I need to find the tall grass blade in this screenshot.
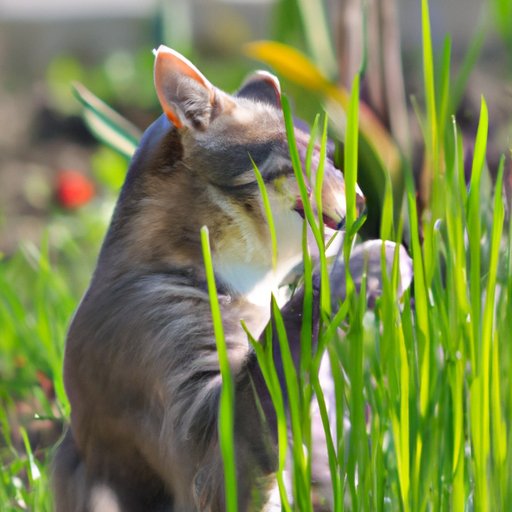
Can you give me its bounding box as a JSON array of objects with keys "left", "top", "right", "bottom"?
[
  {"left": 467, "top": 97, "right": 488, "bottom": 369},
  {"left": 343, "top": 73, "right": 360, "bottom": 238},
  {"left": 314, "top": 113, "right": 332, "bottom": 317},
  {"left": 251, "top": 157, "right": 278, "bottom": 270},
  {"left": 243, "top": 323, "right": 292, "bottom": 512},
  {"left": 486, "top": 157, "right": 506, "bottom": 508},
  {"left": 72, "top": 82, "right": 141, "bottom": 159},
  {"left": 200, "top": 226, "right": 237, "bottom": 512},
  {"left": 421, "top": 0, "right": 439, "bottom": 210},
  {"left": 467, "top": 96, "right": 489, "bottom": 512},
  {"left": 343, "top": 72, "right": 361, "bottom": 306},
  {"left": 271, "top": 296, "right": 311, "bottom": 510}
]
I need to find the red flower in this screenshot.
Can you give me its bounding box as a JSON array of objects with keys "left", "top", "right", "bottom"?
[{"left": 57, "top": 170, "right": 95, "bottom": 208}]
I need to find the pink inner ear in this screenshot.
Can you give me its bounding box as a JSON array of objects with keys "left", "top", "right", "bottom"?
[
  {"left": 159, "top": 51, "right": 210, "bottom": 91},
  {"left": 154, "top": 46, "right": 215, "bottom": 128}
]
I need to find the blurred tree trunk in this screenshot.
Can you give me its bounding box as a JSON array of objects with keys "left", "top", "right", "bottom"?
[{"left": 335, "top": 0, "right": 410, "bottom": 157}]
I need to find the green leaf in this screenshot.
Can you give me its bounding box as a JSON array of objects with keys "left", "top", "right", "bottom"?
[
  {"left": 200, "top": 226, "right": 238, "bottom": 512},
  {"left": 251, "top": 157, "right": 278, "bottom": 270},
  {"left": 72, "top": 82, "right": 141, "bottom": 159}
]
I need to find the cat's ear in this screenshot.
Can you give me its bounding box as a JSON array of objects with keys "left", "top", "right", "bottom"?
[
  {"left": 153, "top": 45, "right": 216, "bottom": 130},
  {"left": 236, "top": 71, "right": 281, "bottom": 108}
]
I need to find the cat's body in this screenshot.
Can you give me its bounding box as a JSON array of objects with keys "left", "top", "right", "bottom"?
[{"left": 52, "top": 46, "right": 365, "bottom": 511}]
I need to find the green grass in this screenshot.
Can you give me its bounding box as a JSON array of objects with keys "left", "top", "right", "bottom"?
[
  {"left": 201, "top": 226, "right": 238, "bottom": 512},
  {"left": 1, "top": 2, "right": 512, "bottom": 510},
  {"left": 215, "top": 1, "right": 511, "bottom": 509},
  {"left": 0, "top": 205, "right": 111, "bottom": 510},
  {"left": 0, "top": 245, "right": 72, "bottom": 511}
]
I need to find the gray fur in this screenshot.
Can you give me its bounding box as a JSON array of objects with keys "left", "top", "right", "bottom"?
[{"left": 52, "top": 47, "right": 369, "bottom": 512}]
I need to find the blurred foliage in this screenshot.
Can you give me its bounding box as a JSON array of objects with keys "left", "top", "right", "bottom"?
[
  {"left": 72, "top": 83, "right": 140, "bottom": 159},
  {"left": 91, "top": 147, "right": 128, "bottom": 192},
  {"left": 492, "top": 0, "right": 512, "bottom": 61},
  {"left": 46, "top": 48, "right": 156, "bottom": 116}
]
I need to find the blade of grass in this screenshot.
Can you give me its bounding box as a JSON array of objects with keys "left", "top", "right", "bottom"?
[
  {"left": 300, "top": 222, "right": 314, "bottom": 385},
  {"left": 243, "top": 323, "right": 292, "bottom": 512},
  {"left": 467, "top": 97, "right": 489, "bottom": 512},
  {"left": 444, "top": 117, "right": 468, "bottom": 512},
  {"left": 343, "top": 73, "right": 360, "bottom": 239},
  {"left": 485, "top": 158, "right": 506, "bottom": 508},
  {"left": 467, "top": 97, "right": 488, "bottom": 370},
  {"left": 305, "top": 114, "right": 320, "bottom": 181},
  {"left": 314, "top": 113, "right": 332, "bottom": 318},
  {"left": 200, "top": 226, "right": 237, "bottom": 512},
  {"left": 379, "top": 235, "right": 411, "bottom": 511},
  {"left": 343, "top": 72, "right": 361, "bottom": 305},
  {"left": 72, "top": 82, "right": 141, "bottom": 159},
  {"left": 437, "top": 36, "right": 452, "bottom": 147},
  {"left": 404, "top": 165, "right": 430, "bottom": 507},
  {"left": 421, "top": 0, "right": 439, "bottom": 209},
  {"left": 271, "top": 295, "right": 312, "bottom": 510},
  {"left": 251, "top": 157, "right": 278, "bottom": 270},
  {"left": 345, "top": 265, "right": 369, "bottom": 509},
  {"left": 380, "top": 171, "right": 395, "bottom": 241}
]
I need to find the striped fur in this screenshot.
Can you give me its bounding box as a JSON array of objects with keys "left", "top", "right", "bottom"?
[{"left": 52, "top": 46, "right": 365, "bottom": 511}]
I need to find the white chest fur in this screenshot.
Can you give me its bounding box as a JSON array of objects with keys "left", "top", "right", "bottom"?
[{"left": 213, "top": 205, "right": 304, "bottom": 308}]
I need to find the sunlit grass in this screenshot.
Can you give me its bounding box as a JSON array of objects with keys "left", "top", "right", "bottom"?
[
  {"left": 0, "top": 245, "right": 72, "bottom": 511},
  {"left": 228, "top": 2, "right": 510, "bottom": 510},
  {"left": 201, "top": 226, "right": 238, "bottom": 512}
]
